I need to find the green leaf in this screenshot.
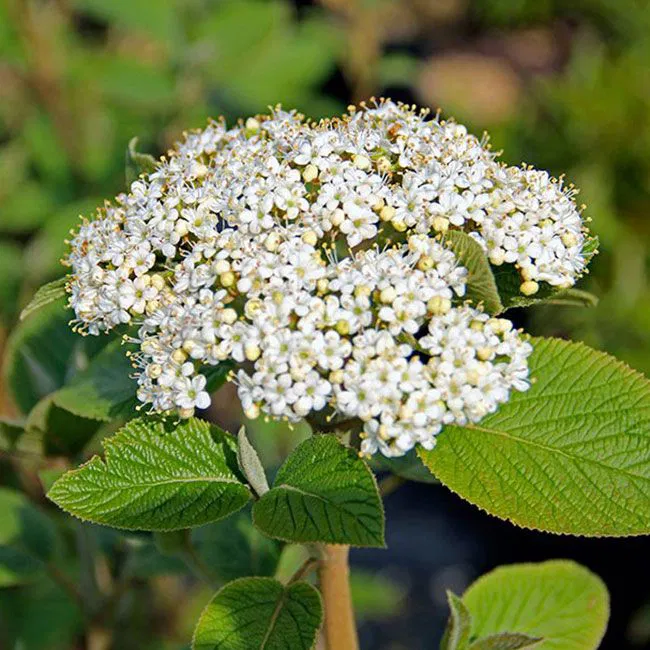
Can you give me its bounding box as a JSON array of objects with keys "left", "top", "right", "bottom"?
[
  {"left": 48, "top": 417, "right": 251, "bottom": 531},
  {"left": 440, "top": 591, "right": 472, "bottom": 650},
  {"left": 51, "top": 340, "right": 139, "bottom": 422},
  {"left": 543, "top": 288, "right": 598, "bottom": 307},
  {"left": 20, "top": 277, "right": 69, "bottom": 321},
  {"left": 491, "top": 266, "right": 564, "bottom": 311},
  {"left": 2, "top": 299, "right": 106, "bottom": 414},
  {"left": 192, "top": 577, "right": 322, "bottom": 650},
  {"left": 0, "top": 416, "right": 23, "bottom": 451},
  {"left": 25, "top": 395, "right": 101, "bottom": 456},
  {"left": 192, "top": 508, "right": 282, "bottom": 582},
  {"left": 0, "top": 488, "right": 59, "bottom": 587},
  {"left": 419, "top": 337, "right": 650, "bottom": 536},
  {"left": 469, "top": 633, "right": 542, "bottom": 649},
  {"left": 51, "top": 341, "right": 231, "bottom": 424},
  {"left": 373, "top": 449, "right": 438, "bottom": 484},
  {"left": 125, "top": 136, "right": 158, "bottom": 185},
  {"left": 237, "top": 426, "right": 269, "bottom": 497},
  {"left": 0, "top": 576, "right": 83, "bottom": 649},
  {"left": 444, "top": 231, "right": 503, "bottom": 314},
  {"left": 463, "top": 561, "right": 609, "bottom": 650},
  {"left": 491, "top": 235, "right": 599, "bottom": 313},
  {"left": 252, "top": 436, "right": 385, "bottom": 547}
]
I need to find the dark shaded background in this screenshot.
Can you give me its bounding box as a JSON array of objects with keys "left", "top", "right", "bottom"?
[{"left": 1, "top": 0, "right": 649, "bottom": 648}]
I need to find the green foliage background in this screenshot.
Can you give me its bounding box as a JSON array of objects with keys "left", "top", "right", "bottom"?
[{"left": 1, "top": 0, "right": 650, "bottom": 648}]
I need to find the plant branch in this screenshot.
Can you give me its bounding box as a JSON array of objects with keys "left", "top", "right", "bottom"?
[
  {"left": 318, "top": 544, "right": 359, "bottom": 650},
  {"left": 288, "top": 556, "right": 320, "bottom": 585}
]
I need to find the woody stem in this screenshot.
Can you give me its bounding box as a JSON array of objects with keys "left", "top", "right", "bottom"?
[{"left": 318, "top": 544, "right": 359, "bottom": 650}]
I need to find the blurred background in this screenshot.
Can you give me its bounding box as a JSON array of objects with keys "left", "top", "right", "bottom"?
[{"left": 1, "top": 0, "right": 650, "bottom": 648}]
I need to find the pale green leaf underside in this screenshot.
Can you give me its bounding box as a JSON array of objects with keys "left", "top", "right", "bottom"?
[
  {"left": 463, "top": 561, "right": 609, "bottom": 650},
  {"left": 420, "top": 337, "right": 650, "bottom": 536},
  {"left": 20, "top": 276, "right": 68, "bottom": 321},
  {"left": 444, "top": 231, "right": 503, "bottom": 315},
  {"left": 441, "top": 591, "right": 472, "bottom": 650},
  {"left": 48, "top": 417, "right": 251, "bottom": 531},
  {"left": 192, "top": 577, "right": 322, "bottom": 650},
  {"left": 253, "top": 436, "right": 385, "bottom": 547},
  {"left": 237, "top": 426, "right": 270, "bottom": 498}
]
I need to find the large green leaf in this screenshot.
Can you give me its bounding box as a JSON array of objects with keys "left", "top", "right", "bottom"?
[
  {"left": 0, "top": 576, "right": 83, "bottom": 649},
  {"left": 192, "top": 577, "right": 322, "bottom": 650},
  {"left": 463, "top": 561, "right": 609, "bottom": 650},
  {"left": 192, "top": 508, "right": 282, "bottom": 583},
  {"left": 419, "top": 337, "right": 650, "bottom": 536},
  {"left": 51, "top": 341, "right": 139, "bottom": 422},
  {"left": 0, "top": 488, "right": 59, "bottom": 587},
  {"left": 373, "top": 449, "right": 438, "bottom": 484},
  {"left": 2, "top": 299, "right": 108, "bottom": 414},
  {"left": 20, "top": 277, "right": 69, "bottom": 321},
  {"left": 48, "top": 418, "right": 251, "bottom": 531},
  {"left": 252, "top": 436, "right": 385, "bottom": 547},
  {"left": 444, "top": 231, "right": 503, "bottom": 314},
  {"left": 51, "top": 341, "right": 231, "bottom": 423},
  {"left": 25, "top": 395, "right": 102, "bottom": 456}
]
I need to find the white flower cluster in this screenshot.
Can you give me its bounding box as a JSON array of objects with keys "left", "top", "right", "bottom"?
[{"left": 66, "top": 100, "right": 591, "bottom": 457}]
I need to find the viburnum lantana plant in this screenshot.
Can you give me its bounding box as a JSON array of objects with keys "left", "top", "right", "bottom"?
[{"left": 12, "top": 99, "right": 649, "bottom": 649}]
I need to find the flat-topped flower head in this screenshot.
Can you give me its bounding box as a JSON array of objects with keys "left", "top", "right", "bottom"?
[{"left": 65, "top": 99, "right": 593, "bottom": 457}]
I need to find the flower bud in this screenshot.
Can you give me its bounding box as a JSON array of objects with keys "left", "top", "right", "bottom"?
[
  {"left": 301, "top": 230, "right": 318, "bottom": 246},
  {"left": 244, "top": 404, "right": 260, "bottom": 420},
  {"left": 150, "top": 274, "right": 166, "bottom": 290},
  {"left": 264, "top": 233, "right": 281, "bottom": 252},
  {"left": 561, "top": 232, "right": 578, "bottom": 247},
  {"left": 220, "top": 271, "right": 236, "bottom": 287},
  {"left": 330, "top": 209, "right": 345, "bottom": 226},
  {"left": 171, "top": 348, "right": 187, "bottom": 364},
  {"left": 245, "top": 343, "right": 261, "bottom": 361},
  {"left": 352, "top": 154, "right": 371, "bottom": 169},
  {"left": 379, "top": 287, "right": 397, "bottom": 304},
  {"left": 214, "top": 259, "right": 231, "bottom": 274},
  {"left": 428, "top": 296, "right": 451, "bottom": 315},
  {"left": 335, "top": 319, "right": 350, "bottom": 335},
  {"left": 432, "top": 216, "right": 449, "bottom": 233},
  {"left": 302, "top": 164, "right": 318, "bottom": 182},
  {"left": 221, "top": 308, "right": 238, "bottom": 325},
  {"left": 489, "top": 250, "right": 505, "bottom": 266},
  {"left": 520, "top": 280, "right": 539, "bottom": 296}
]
